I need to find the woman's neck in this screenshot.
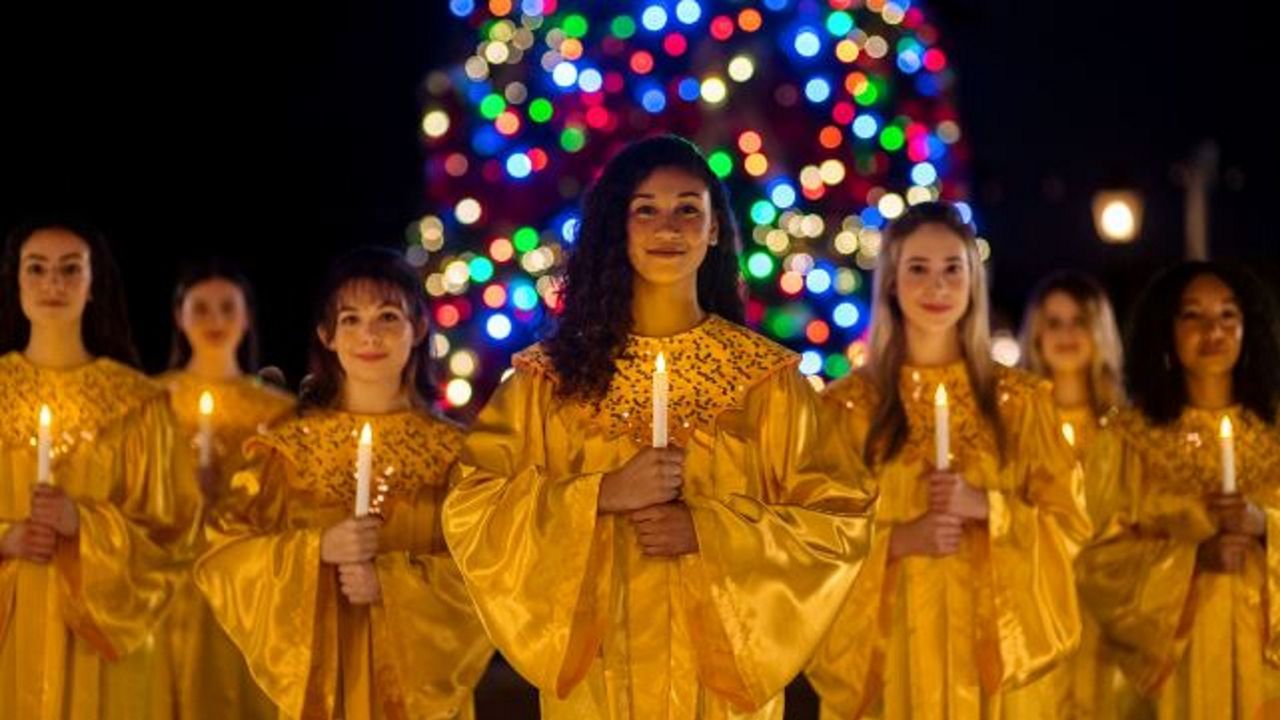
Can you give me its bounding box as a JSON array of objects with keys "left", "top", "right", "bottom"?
[
  {"left": 341, "top": 378, "right": 412, "bottom": 415},
  {"left": 24, "top": 323, "right": 92, "bottom": 369},
  {"left": 185, "top": 351, "right": 242, "bottom": 382},
  {"left": 630, "top": 276, "right": 705, "bottom": 337},
  {"left": 904, "top": 323, "right": 962, "bottom": 367}
]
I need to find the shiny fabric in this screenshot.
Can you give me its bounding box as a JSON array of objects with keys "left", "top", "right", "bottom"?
[
  {"left": 1076, "top": 406, "right": 1280, "bottom": 720},
  {"left": 155, "top": 371, "right": 295, "bottom": 720},
  {"left": 193, "top": 409, "right": 493, "bottom": 720},
  {"left": 0, "top": 352, "right": 198, "bottom": 719},
  {"left": 808, "top": 363, "right": 1090, "bottom": 719},
  {"left": 442, "top": 316, "right": 876, "bottom": 720}
]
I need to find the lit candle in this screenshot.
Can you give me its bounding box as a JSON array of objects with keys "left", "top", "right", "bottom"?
[
  {"left": 1219, "top": 415, "right": 1236, "bottom": 494},
  {"left": 197, "top": 391, "right": 215, "bottom": 469},
  {"left": 1062, "top": 422, "right": 1077, "bottom": 449},
  {"left": 355, "top": 423, "right": 373, "bottom": 516},
  {"left": 652, "top": 352, "right": 669, "bottom": 448},
  {"left": 37, "top": 404, "right": 52, "bottom": 485},
  {"left": 934, "top": 384, "right": 950, "bottom": 471}
]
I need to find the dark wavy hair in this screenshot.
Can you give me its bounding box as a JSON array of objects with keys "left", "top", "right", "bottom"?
[
  {"left": 545, "top": 134, "right": 744, "bottom": 400},
  {"left": 299, "top": 246, "right": 438, "bottom": 411},
  {"left": 168, "top": 258, "right": 260, "bottom": 372},
  {"left": 1126, "top": 261, "right": 1280, "bottom": 424},
  {"left": 0, "top": 217, "right": 140, "bottom": 367}
]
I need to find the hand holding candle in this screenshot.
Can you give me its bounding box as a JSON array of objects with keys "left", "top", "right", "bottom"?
[
  {"left": 197, "top": 391, "right": 215, "bottom": 469},
  {"left": 37, "top": 404, "right": 52, "bottom": 485},
  {"left": 355, "top": 423, "right": 373, "bottom": 517},
  {"left": 934, "top": 384, "right": 950, "bottom": 471},
  {"left": 652, "top": 352, "right": 669, "bottom": 449}
]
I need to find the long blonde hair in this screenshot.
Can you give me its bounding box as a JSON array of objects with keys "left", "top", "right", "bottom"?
[
  {"left": 863, "top": 201, "right": 1004, "bottom": 467},
  {"left": 1019, "top": 271, "right": 1125, "bottom": 415}
]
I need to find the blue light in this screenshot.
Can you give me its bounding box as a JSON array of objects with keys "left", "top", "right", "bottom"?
[
  {"left": 915, "top": 74, "right": 941, "bottom": 97},
  {"left": 675, "top": 0, "right": 702, "bottom": 24},
  {"left": 641, "top": 5, "right": 668, "bottom": 31},
  {"left": 852, "top": 115, "right": 879, "bottom": 139},
  {"left": 806, "top": 268, "right": 832, "bottom": 294},
  {"left": 799, "top": 351, "right": 823, "bottom": 376},
  {"left": 859, "top": 206, "right": 884, "bottom": 228},
  {"left": 764, "top": 0, "right": 789, "bottom": 10},
  {"left": 911, "top": 162, "right": 938, "bottom": 186},
  {"left": 520, "top": 0, "right": 545, "bottom": 15},
  {"left": 448, "top": 0, "right": 475, "bottom": 17},
  {"left": 472, "top": 126, "right": 504, "bottom": 156},
  {"left": 897, "top": 50, "right": 922, "bottom": 74},
  {"left": 486, "top": 314, "right": 513, "bottom": 340},
  {"left": 510, "top": 284, "right": 539, "bottom": 311},
  {"left": 750, "top": 200, "right": 777, "bottom": 225},
  {"left": 927, "top": 135, "right": 947, "bottom": 160},
  {"left": 552, "top": 62, "right": 578, "bottom": 88},
  {"left": 768, "top": 181, "right": 797, "bottom": 209},
  {"left": 641, "top": 87, "right": 667, "bottom": 113},
  {"left": 804, "top": 77, "right": 832, "bottom": 103},
  {"left": 577, "top": 68, "right": 603, "bottom": 93},
  {"left": 677, "top": 77, "right": 701, "bottom": 101},
  {"left": 794, "top": 29, "right": 821, "bottom": 57},
  {"left": 954, "top": 202, "right": 973, "bottom": 225},
  {"left": 560, "top": 214, "right": 580, "bottom": 244},
  {"left": 833, "top": 302, "right": 860, "bottom": 328},
  {"left": 506, "top": 152, "right": 532, "bottom": 179}
]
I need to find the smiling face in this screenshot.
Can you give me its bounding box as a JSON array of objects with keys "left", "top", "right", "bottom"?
[
  {"left": 318, "top": 279, "right": 424, "bottom": 388},
  {"left": 893, "top": 222, "right": 972, "bottom": 336},
  {"left": 176, "top": 277, "right": 250, "bottom": 363},
  {"left": 18, "top": 228, "right": 93, "bottom": 329},
  {"left": 625, "top": 166, "right": 719, "bottom": 288},
  {"left": 1173, "top": 272, "right": 1243, "bottom": 380}
]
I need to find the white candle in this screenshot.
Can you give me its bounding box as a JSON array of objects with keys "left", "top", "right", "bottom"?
[
  {"left": 1062, "top": 422, "right": 1077, "bottom": 449},
  {"left": 652, "top": 352, "right": 669, "bottom": 448},
  {"left": 934, "top": 384, "right": 950, "bottom": 471},
  {"left": 37, "top": 404, "right": 52, "bottom": 485},
  {"left": 1219, "top": 415, "right": 1237, "bottom": 494},
  {"left": 197, "top": 391, "right": 215, "bottom": 469},
  {"left": 355, "top": 423, "right": 373, "bottom": 517}
]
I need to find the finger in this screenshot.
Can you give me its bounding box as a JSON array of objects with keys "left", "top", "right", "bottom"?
[{"left": 630, "top": 507, "right": 663, "bottom": 523}]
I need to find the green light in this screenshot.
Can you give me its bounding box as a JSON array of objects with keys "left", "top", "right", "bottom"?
[
  {"left": 610, "top": 15, "right": 636, "bottom": 39},
  {"left": 479, "top": 94, "right": 506, "bottom": 120},
  {"left": 468, "top": 257, "right": 495, "bottom": 283},
  {"left": 879, "top": 126, "right": 905, "bottom": 152},
  {"left": 854, "top": 82, "right": 879, "bottom": 106},
  {"left": 562, "top": 14, "right": 589, "bottom": 38},
  {"left": 560, "top": 127, "right": 586, "bottom": 153},
  {"left": 513, "top": 227, "right": 539, "bottom": 252},
  {"left": 750, "top": 200, "right": 777, "bottom": 225},
  {"left": 746, "top": 252, "right": 775, "bottom": 280},
  {"left": 528, "top": 98, "right": 554, "bottom": 123},
  {"left": 826, "top": 11, "right": 854, "bottom": 36},
  {"left": 707, "top": 150, "right": 733, "bottom": 178},
  {"left": 824, "top": 354, "right": 852, "bottom": 378}
]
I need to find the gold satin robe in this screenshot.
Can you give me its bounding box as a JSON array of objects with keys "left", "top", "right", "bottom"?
[
  {"left": 1076, "top": 406, "right": 1280, "bottom": 720},
  {"left": 193, "top": 409, "right": 493, "bottom": 720},
  {"left": 443, "top": 315, "right": 876, "bottom": 720},
  {"left": 1050, "top": 405, "right": 1151, "bottom": 720},
  {"left": 808, "top": 363, "right": 1091, "bottom": 719},
  {"left": 156, "top": 371, "right": 295, "bottom": 719},
  {"left": 0, "top": 352, "right": 198, "bottom": 719}
]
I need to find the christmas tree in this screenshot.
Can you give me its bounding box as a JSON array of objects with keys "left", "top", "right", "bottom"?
[{"left": 414, "top": 0, "right": 974, "bottom": 414}]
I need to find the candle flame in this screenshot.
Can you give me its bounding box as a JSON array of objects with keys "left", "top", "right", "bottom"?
[
  {"left": 934, "top": 383, "right": 948, "bottom": 407},
  {"left": 655, "top": 352, "right": 666, "bottom": 373},
  {"left": 199, "top": 391, "right": 215, "bottom": 416},
  {"left": 359, "top": 422, "right": 373, "bottom": 445},
  {"left": 1062, "top": 422, "right": 1076, "bottom": 448},
  {"left": 1219, "top": 415, "right": 1233, "bottom": 440},
  {"left": 39, "top": 404, "right": 52, "bottom": 429}
]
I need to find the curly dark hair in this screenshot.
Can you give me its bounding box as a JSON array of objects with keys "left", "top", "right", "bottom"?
[
  {"left": 299, "top": 246, "right": 438, "bottom": 412},
  {"left": 0, "top": 217, "right": 140, "bottom": 367},
  {"left": 545, "top": 134, "right": 744, "bottom": 400},
  {"left": 168, "top": 257, "right": 260, "bottom": 372},
  {"left": 1126, "top": 261, "right": 1280, "bottom": 424}
]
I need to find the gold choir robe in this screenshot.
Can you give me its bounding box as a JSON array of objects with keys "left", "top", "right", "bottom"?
[
  {"left": 193, "top": 409, "right": 493, "bottom": 720},
  {"left": 443, "top": 315, "right": 876, "bottom": 720},
  {"left": 1076, "top": 406, "right": 1280, "bottom": 720},
  {"left": 157, "top": 371, "right": 295, "bottom": 719},
  {"left": 0, "top": 352, "right": 198, "bottom": 719},
  {"left": 808, "top": 363, "right": 1090, "bottom": 719}
]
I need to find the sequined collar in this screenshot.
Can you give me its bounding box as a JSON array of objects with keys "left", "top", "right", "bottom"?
[{"left": 1113, "top": 406, "right": 1280, "bottom": 495}]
